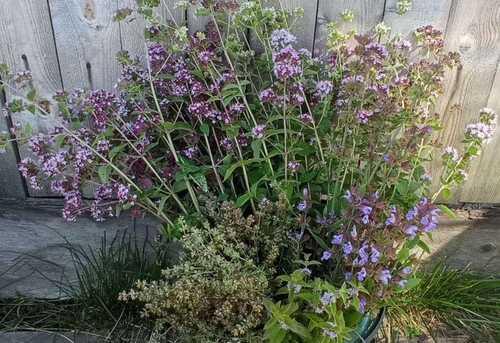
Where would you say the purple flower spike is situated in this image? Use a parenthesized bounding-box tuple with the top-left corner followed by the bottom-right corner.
(331, 234, 343, 245)
(356, 267, 367, 282)
(405, 225, 419, 238)
(379, 269, 392, 285)
(359, 296, 367, 313)
(343, 242, 353, 256)
(370, 246, 381, 263)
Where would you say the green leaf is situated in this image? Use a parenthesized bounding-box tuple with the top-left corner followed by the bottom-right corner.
(438, 204, 457, 219)
(441, 186, 452, 200)
(397, 247, 410, 263)
(251, 139, 262, 159)
(98, 165, 110, 183)
(236, 193, 252, 207)
(282, 317, 311, 339)
(223, 158, 261, 182)
(404, 277, 421, 290)
(200, 123, 210, 135)
(417, 240, 431, 254)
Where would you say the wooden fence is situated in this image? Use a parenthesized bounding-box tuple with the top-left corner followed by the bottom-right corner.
(1, 0, 500, 203)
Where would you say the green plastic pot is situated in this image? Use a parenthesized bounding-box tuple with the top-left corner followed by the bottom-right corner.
(347, 308, 385, 342)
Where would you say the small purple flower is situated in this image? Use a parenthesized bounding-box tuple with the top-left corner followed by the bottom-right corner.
(299, 113, 313, 124)
(397, 39, 412, 50)
(323, 329, 337, 339)
(443, 146, 459, 162)
(386, 206, 397, 226)
(259, 88, 277, 103)
(198, 50, 215, 65)
(405, 225, 419, 238)
(321, 250, 333, 261)
(357, 109, 374, 124)
(370, 246, 381, 263)
(288, 161, 301, 173)
(379, 269, 392, 285)
(182, 147, 198, 159)
(356, 267, 367, 282)
(331, 234, 343, 245)
(270, 29, 297, 49)
(302, 267, 312, 276)
(252, 124, 266, 139)
(406, 207, 418, 221)
(345, 190, 354, 203)
(359, 296, 367, 313)
(320, 292, 336, 306)
(343, 242, 353, 256)
(401, 267, 412, 275)
(315, 80, 333, 98)
(465, 122, 495, 141)
(296, 201, 307, 212)
(350, 225, 358, 238)
(221, 137, 234, 151)
(398, 279, 408, 288)
(117, 184, 132, 203)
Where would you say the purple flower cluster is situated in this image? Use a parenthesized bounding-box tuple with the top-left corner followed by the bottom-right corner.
(252, 124, 266, 139)
(86, 90, 117, 132)
(357, 110, 374, 124)
(272, 46, 302, 81)
(270, 29, 297, 49)
(404, 197, 440, 237)
(314, 80, 333, 99)
(18, 158, 41, 190)
(465, 122, 495, 141)
(148, 43, 168, 71)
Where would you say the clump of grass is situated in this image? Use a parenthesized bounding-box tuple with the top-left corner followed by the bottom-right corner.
(385, 262, 500, 341)
(63, 229, 176, 321)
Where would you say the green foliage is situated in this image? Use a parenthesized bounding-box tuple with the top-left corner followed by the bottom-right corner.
(64, 229, 173, 320)
(120, 199, 293, 339)
(265, 266, 366, 343)
(386, 263, 500, 340)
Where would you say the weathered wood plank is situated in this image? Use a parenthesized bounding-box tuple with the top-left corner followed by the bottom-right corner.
(120, 0, 185, 61)
(187, 2, 211, 34)
(279, 0, 318, 52)
(0, 111, 26, 199)
(432, 0, 500, 203)
(314, 0, 385, 55)
(459, 60, 500, 203)
(0, 0, 64, 197)
(383, 0, 452, 37)
(48, 0, 122, 90)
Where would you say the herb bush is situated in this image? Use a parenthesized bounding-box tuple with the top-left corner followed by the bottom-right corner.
(0, 0, 497, 341)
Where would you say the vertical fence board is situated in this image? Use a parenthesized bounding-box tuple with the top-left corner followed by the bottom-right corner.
(120, 0, 185, 61)
(459, 60, 500, 203)
(48, 0, 122, 90)
(0, 114, 25, 199)
(314, 0, 385, 55)
(279, 0, 318, 51)
(383, 0, 452, 37)
(432, 0, 500, 203)
(0, 0, 63, 197)
(187, 4, 211, 34)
